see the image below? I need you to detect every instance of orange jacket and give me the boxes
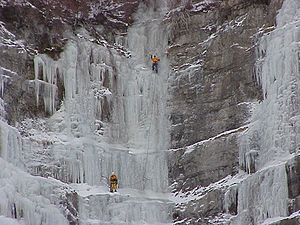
[151,56,160,63]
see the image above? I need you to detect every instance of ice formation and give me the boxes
[169,0,300,224]
[0,1,172,225]
[232,0,300,223]
[1,0,300,224]
[0,158,69,225]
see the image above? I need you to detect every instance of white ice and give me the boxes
[0,216,23,225]
[0,158,69,225]
[4,0,300,224]
[232,0,300,224]
[0,1,173,224]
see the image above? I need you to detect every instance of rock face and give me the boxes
[1,0,300,224]
[286,156,300,215]
[167,0,282,149]
[0,0,139,125]
[167,0,300,224]
[169,128,242,191]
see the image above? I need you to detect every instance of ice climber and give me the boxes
[110,172,118,192]
[151,55,160,73]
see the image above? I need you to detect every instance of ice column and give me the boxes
[0,159,69,225]
[0,121,24,168]
[235,0,300,224]
[34,55,59,115]
[240,0,300,171]
[105,2,170,192]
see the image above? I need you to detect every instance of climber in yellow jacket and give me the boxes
[110,172,118,192]
[151,55,160,73]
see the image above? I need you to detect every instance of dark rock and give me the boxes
[286,155,300,214]
[174,188,226,225]
[0,47,47,125]
[286,155,300,199]
[169,132,239,192]
[167,0,284,223]
[0,0,139,125]
[167,0,283,148]
[65,191,79,225]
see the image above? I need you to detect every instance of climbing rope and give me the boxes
[141,72,159,190]
[101,73,158,190]
[119,68,158,189]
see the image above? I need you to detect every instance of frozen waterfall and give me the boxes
[0,1,172,225]
[2,0,300,224]
[232,0,300,224]
[31,0,171,193]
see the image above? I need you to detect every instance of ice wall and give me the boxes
[28,1,170,192]
[106,2,170,191]
[108,3,169,151]
[0,121,23,167]
[234,0,300,223]
[0,1,172,224]
[0,158,69,225]
[240,0,300,172]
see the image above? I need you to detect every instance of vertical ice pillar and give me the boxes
[0,121,24,168]
[235,0,300,223]
[34,55,59,115]
[105,2,170,192]
[240,0,300,172]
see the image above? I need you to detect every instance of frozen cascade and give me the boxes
[106,2,170,192]
[0,120,24,168]
[232,0,300,224]
[75,2,173,224]
[0,159,69,225]
[0,1,173,225]
[245,0,300,169]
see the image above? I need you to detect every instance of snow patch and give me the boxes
[182,125,248,155]
[0,216,23,225]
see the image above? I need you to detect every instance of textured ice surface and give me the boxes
[231,164,289,224]
[0,216,23,225]
[73,184,172,225]
[0,1,172,225]
[233,0,300,223]
[0,159,69,225]
[29,2,170,191]
[3,0,300,224]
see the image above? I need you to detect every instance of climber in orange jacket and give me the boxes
[151,55,160,73]
[110,172,118,192]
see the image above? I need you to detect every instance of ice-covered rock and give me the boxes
[0,0,173,224]
[168,0,300,224]
[1,0,300,224]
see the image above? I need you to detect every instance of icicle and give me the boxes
[33,54,63,115]
[34,57,42,106]
[0,73,12,98]
[0,159,69,225]
[0,75,4,97]
[236,0,300,223]
[0,121,24,168]
[235,165,289,224]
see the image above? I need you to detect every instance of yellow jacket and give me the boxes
[110,174,118,183]
[151,56,160,63]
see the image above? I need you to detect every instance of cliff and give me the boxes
[0,0,299,224]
